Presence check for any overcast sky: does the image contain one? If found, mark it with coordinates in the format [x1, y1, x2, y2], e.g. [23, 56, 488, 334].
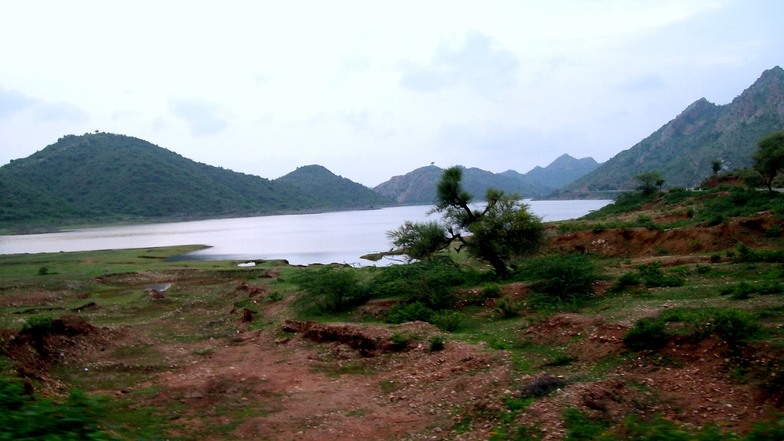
[1, 1, 781, 187]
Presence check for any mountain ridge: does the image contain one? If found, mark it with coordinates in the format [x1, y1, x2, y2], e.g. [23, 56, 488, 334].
[373, 154, 599, 204]
[563, 66, 784, 193]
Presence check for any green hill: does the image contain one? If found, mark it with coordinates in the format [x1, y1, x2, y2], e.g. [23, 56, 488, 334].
[564, 66, 784, 194]
[0, 133, 392, 231]
[274, 165, 393, 210]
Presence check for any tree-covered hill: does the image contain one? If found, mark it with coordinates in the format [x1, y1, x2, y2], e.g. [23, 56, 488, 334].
[274, 165, 393, 210]
[564, 66, 784, 194]
[0, 133, 391, 231]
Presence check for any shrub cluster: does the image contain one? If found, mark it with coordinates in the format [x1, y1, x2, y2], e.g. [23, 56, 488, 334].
[293, 266, 369, 314]
[624, 308, 763, 351]
[0, 379, 116, 440]
[515, 255, 602, 310]
[720, 281, 783, 300]
[735, 243, 784, 263]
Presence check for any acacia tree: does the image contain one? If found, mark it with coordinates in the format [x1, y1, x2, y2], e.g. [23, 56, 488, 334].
[712, 159, 722, 175]
[387, 166, 543, 277]
[634, 172, 665, 196]
[753, 131, 784, 192]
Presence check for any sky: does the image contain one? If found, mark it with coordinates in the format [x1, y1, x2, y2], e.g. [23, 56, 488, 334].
[1, 1, 782, 187]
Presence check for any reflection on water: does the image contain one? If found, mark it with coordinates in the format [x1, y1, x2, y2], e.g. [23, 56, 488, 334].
[0, 200, 610, 266]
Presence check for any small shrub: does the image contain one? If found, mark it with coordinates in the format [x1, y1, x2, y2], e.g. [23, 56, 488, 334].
[711, 309, 762, 344]
[624, 318, 669, 351]
[520, 255, 601, 310]
[428, 336, 445, 351]
[637, 262, 685, 288]
[519, 374, 566, 398]
[735, 243, 784, 263]
[37, 266, 49, 276]
[267, 291, 283, 302]
[496, 298, 520, 318]
[765, 225, 782, 238]
[545, 354, 576, 367]
[384, 302, 434, 324]
[431, 310, 463, 332]
[0, 379, 116, 440]
[563, 407, 609, 441]
[293, 267, 368, 314]
[609, 272, 642, 293]
[482, 283, 501, 299]
[389, 333, 410, 350]
[710, 254, 722, 263]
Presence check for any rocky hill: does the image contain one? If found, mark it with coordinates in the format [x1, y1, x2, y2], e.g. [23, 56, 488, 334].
[564, 66, 784, 194]
[374, 154, 598, 204]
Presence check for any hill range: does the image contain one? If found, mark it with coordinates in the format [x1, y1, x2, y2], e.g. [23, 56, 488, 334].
[1, 66, 782, 231]
[562, 66, 784, 194]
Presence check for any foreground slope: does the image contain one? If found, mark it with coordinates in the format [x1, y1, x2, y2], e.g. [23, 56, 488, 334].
[566, 66, 784, 193]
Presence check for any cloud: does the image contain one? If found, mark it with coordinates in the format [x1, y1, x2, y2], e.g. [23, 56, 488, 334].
[0, 87, 35, 119]
[399, 32, 519, 97]
[169, 97, 228, 136]
[0, 86, 87, 123]
[33, 101, 88, 123]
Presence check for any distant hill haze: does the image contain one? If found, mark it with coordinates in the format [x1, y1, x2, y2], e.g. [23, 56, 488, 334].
[563, 66, 784, 194]
[373, 154, 600, 204]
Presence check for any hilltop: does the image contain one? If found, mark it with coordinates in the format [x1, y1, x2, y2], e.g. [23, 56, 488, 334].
[564, 66, 784, 194]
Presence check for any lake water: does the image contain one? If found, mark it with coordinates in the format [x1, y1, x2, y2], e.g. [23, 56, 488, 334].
[0, 200, 610, 266]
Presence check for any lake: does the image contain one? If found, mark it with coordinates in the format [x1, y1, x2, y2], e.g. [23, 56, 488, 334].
[0, 200, 610, 266]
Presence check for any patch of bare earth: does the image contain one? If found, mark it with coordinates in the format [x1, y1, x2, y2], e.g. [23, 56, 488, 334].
[548, 211, 783, 258]
[516, 315, 781, 440]
[148, 321, 513, 440]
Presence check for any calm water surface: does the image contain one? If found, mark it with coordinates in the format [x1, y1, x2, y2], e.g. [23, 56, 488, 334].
[0, 200, 610, 266]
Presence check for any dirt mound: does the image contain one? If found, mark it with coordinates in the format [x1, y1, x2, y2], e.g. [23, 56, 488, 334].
[549, 211, 783, 258]
[282, 320, 437, 356]
[1, 315, 116, 391]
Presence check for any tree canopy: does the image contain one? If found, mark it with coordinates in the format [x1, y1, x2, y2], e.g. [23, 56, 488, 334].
[388, 166, 543, 276]
[753, 131, 784, 192]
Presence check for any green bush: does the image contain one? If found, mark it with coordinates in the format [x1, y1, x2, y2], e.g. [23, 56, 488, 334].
[637, 263, 685, 288]
[431, 310, 463, 332]
[428, 336, 445, 351]
[293, 266, 368, 314]
[711, 309, 763, 344]
[623, 318, 669, 351]
[384, 302, 434, 324]
[735, 243, 784, 263]
[389, 333, 411, 350]
[563, 407, 609, 441]
[496, 298, 521, 318]
[609, 272, 642, 293]
[0, 379, 117, 440]
[518, 255, 601, 310]
[626, 308, 763, 351]
[365, 261, 473, 310]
